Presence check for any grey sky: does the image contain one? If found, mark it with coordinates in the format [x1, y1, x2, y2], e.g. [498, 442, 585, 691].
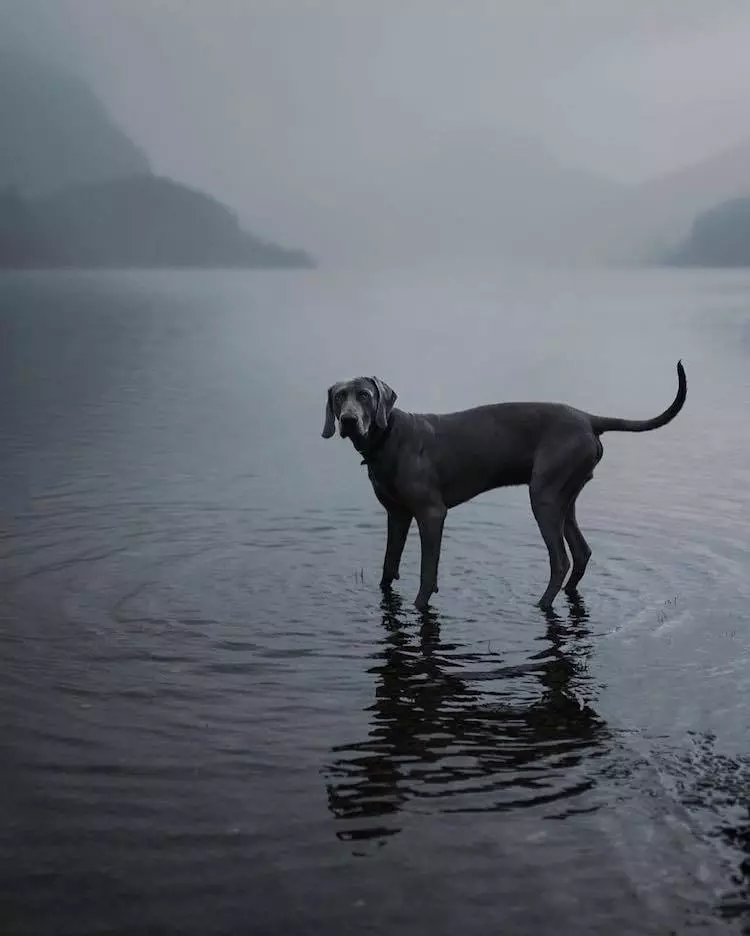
[6, 0, 750, 261]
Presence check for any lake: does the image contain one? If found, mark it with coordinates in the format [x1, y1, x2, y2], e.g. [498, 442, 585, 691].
[0, 267, 749, 935]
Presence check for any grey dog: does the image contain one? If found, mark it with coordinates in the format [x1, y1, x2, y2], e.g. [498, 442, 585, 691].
[322, 363, 686, 611]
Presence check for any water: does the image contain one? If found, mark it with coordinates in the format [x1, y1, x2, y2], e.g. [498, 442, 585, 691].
[0, 267, 748, 935]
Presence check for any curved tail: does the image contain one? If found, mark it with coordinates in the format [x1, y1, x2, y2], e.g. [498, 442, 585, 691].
[590, 361, 686, 435]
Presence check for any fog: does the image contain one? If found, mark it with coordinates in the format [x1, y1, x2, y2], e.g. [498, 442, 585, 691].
[4, 0, 750, 264]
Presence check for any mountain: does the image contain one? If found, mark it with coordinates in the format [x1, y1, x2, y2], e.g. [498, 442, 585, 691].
[0, 177, 315, 269]
[637, 137, 750, 239]
[0, 47, 150, 194]
[0, 49, 313, 269]
[301, 130, 626, 266]
[597, 138, 750, 264]
[394, 134, 625, 264]
[664, 197, 750, 267]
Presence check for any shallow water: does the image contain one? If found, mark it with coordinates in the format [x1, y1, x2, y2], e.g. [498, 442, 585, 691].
[0, 268, 749, 934]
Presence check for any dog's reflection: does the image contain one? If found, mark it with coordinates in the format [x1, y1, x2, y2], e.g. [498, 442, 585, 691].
[325, 591, 607, 844]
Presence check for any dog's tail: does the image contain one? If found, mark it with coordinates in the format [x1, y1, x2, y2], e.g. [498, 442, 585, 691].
[589, 361, 686, 435]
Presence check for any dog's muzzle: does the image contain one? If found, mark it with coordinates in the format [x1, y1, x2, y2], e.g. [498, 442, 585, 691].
[340, 407, 370, 439]
[339, 414, 358, 438]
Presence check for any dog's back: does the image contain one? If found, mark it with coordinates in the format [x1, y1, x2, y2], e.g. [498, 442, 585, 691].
[397, 403, 592, 504]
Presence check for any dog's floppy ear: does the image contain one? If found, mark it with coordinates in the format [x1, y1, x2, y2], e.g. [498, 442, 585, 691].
[370, 377, 397, 430]
[321, 384, 337, 439]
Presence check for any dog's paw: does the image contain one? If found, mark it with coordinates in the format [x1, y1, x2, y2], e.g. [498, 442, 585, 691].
[414, 591, 432, 611]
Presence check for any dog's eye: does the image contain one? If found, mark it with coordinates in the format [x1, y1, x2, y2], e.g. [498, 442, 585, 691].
[357, 390, 369, 402]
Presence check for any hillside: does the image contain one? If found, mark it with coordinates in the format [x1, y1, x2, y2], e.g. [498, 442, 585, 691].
[665, 197, 750, 267]
[0, 48, 313, 269]
[0, 47, 150, 193]
[636, 138, 750, 240]
[0, 177, 314, 269]
[293, 130, 627, 265]
[595, 137, 750, 264]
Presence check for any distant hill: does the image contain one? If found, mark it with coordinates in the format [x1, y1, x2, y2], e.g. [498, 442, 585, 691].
[0, 47, 150, 193]
[663, 197, 750, 267]
[637, 138, 750, 239]
[596, 137, 750, 264]
[393, 134, 625, 264]
[0, 177, 315, 269]
[298, 130, 627, 265]
[0, 49, 313, 269]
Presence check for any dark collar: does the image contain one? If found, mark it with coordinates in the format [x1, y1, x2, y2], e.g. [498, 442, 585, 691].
[360, 418, 394, 466]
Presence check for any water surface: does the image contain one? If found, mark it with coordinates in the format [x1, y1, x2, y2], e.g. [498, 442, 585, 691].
[0, 268, 749, 934]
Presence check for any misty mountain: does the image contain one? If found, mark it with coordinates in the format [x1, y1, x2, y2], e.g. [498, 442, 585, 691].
[0, 47, 150, 194]
[664, 197, 750, 267]
[300, 131, 626, 266]
[637, 137, 750, 241]
[0, 47, 313, 269]
[341, 122, 750, 269]
[0, 178, 315, 270]
[599, 137, 750, 264]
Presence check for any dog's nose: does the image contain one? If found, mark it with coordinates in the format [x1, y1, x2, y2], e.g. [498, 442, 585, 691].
[340, 414, 357, 431]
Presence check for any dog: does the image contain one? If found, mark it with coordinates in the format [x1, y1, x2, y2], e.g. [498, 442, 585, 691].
[322, 364, 686, 611]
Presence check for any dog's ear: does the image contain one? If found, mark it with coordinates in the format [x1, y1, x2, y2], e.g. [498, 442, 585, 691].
[321, 384, 337, 439]
[370, 377, 397, 430]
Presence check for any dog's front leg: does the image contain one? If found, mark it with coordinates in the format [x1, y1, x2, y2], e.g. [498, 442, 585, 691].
[414, 504, 447, 611]
[380, 508, 412, 589]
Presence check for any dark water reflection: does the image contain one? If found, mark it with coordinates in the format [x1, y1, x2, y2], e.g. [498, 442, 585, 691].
[327, 593, 606, 843]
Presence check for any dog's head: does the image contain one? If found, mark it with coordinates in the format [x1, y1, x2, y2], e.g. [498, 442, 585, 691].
[321, 376, 397, 443]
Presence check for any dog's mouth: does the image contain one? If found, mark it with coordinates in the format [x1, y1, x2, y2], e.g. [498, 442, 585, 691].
[339, 418, 367, 440]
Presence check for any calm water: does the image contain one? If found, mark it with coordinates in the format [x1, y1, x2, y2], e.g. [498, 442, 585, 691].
[0, 268, 749, 935]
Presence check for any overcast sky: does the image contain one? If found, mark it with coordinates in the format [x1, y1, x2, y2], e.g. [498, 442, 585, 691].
[5, 0, 750, 261]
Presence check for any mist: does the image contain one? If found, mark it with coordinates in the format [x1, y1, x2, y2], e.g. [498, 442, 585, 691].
[4, 0, 750, 265]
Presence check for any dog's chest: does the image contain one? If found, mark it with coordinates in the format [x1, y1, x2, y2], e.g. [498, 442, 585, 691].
[367, 467, 403, 510]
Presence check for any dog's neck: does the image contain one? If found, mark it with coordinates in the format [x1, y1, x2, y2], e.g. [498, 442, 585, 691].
[356, 417, 394, 466]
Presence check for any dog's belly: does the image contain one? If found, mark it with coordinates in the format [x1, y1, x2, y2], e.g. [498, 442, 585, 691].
[438, 453, 533, 508]
[428, 412, 539, 508]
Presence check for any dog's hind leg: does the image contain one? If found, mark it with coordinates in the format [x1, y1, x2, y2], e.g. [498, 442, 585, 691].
[563, 493, 591, 595]
[564, 438, 602, 595]
[530, 439, 598, 610]
[530, 492, 570, 611]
